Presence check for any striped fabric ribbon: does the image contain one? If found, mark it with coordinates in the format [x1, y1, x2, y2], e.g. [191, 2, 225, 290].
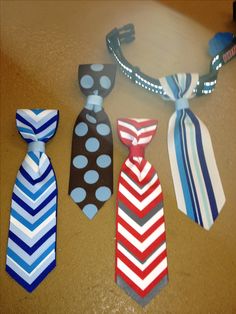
[106, 26, 235, 229]
[6, 109, 59, 292]
[159, 74, 225, 230]
[116, 118, 168, 306]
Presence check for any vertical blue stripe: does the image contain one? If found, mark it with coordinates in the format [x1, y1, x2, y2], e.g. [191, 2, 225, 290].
[174, 110, 196, 221]
[166, 76, 179, 99]
[187, 109, 219, 220]
[181, 111, 203, 226]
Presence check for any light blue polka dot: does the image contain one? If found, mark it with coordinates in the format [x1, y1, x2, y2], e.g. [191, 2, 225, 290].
[95, 186, 112, 202]
[86, 113, 97, 124]
[73, 155, 88, 169]
[96, 123, 110, 136]
[80, 75, 94, 89]
[70, 187, 86, 203]
[85, 137, 100, 152]
[84, 170, 99, 184]
[90, 64, 104, 71]
[83, 204, 98, 220]
[96, 154, 111, 168]
[75, 122, 88, 137]
[100, 76, 111, 89]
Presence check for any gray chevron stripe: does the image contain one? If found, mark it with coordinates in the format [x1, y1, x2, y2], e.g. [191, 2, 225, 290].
[117, 274, 168, 307]
[117, 240, 166, 264]
[118, 200, 163, 226]
[8, 234, 56, 264]
[121, 170, 157, 190]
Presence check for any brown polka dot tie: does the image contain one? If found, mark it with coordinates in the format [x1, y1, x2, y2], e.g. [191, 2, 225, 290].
[68, 64, 116, 219]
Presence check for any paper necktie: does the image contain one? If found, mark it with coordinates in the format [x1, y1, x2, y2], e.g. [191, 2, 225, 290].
[116, 118, 168, 306]
[6, 109, 59, 292]
[107, 25, 236, 229]
[69, 64, 116, 219]
[161, 74, 225, 230]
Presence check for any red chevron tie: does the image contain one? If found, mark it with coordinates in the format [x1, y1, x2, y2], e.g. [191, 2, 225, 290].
[115, 118, 168, 306]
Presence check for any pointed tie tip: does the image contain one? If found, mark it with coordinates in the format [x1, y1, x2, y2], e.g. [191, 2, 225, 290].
[6, 259, 56, 292]
[116, 274, 168, 306]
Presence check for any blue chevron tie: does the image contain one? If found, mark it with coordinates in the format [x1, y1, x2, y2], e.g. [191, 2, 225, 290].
[6, 109, 59, 292]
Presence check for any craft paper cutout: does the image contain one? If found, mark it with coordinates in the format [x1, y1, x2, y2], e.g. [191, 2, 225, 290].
[115, 118, 168, 306]
[68, 64, 116, 219]
[6, 109, 59, 292]
[106, 24, 236, 229]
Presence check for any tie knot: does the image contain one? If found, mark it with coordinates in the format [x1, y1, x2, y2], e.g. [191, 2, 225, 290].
[16, 109, 59, 144]
[175, 98, 189, 111]
[159, 73, 199, 104]
[129, 145, 145, 158]
[28, 141, 45, 153]
[117, 118, 158, 157]
[84, 95, 103, 112]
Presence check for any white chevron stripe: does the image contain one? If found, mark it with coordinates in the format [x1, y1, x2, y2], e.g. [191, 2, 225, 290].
[22, 157, 50, 181]
[120, 131, 153, 146]
[12, 196, 57, 223]
[21, 110, 56, 122]
[125, 159, 151, 181]
[118, 223, 165, 252]
[24, 154, 48, 174]
[8, 234, 56, 265]
[10, 213, 56, 238]
[20, 124, 57, 142]
[120, 131, 135, 143]
[121, 172, 158, 195]
[6, 250, 55, 284]
[10, 219, 56, 247]
[138, 136, 152, 145]
[117, 242, 166, 271]
[118, 120, 157, 136]
[118, 207, 164, 235]
[24, 155, 40, 173]
[14, 181, 56, 204]
[119, 183, 162, 211]
[117, 257, 167, 291]
[17, 170, 54, 193]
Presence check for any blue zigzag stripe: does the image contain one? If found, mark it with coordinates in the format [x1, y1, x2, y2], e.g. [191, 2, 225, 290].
[15, 176, 55, 200]
[6, 260, 56, 293]
[9, 226, 57, 255]
[11, 204, 56, 230]
[7, 243, 55, 273]
[19, 163, 52, 184]
[16, 114, 58, 137]
[6, 109, 58, 292]
[12, 189, 57, 216]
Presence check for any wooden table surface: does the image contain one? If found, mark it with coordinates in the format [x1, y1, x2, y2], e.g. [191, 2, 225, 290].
[1, 1, 236, 313]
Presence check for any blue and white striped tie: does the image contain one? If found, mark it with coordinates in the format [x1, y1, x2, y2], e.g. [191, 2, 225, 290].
[160, 74, 225, 230]
[6, 109, 59, 292]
